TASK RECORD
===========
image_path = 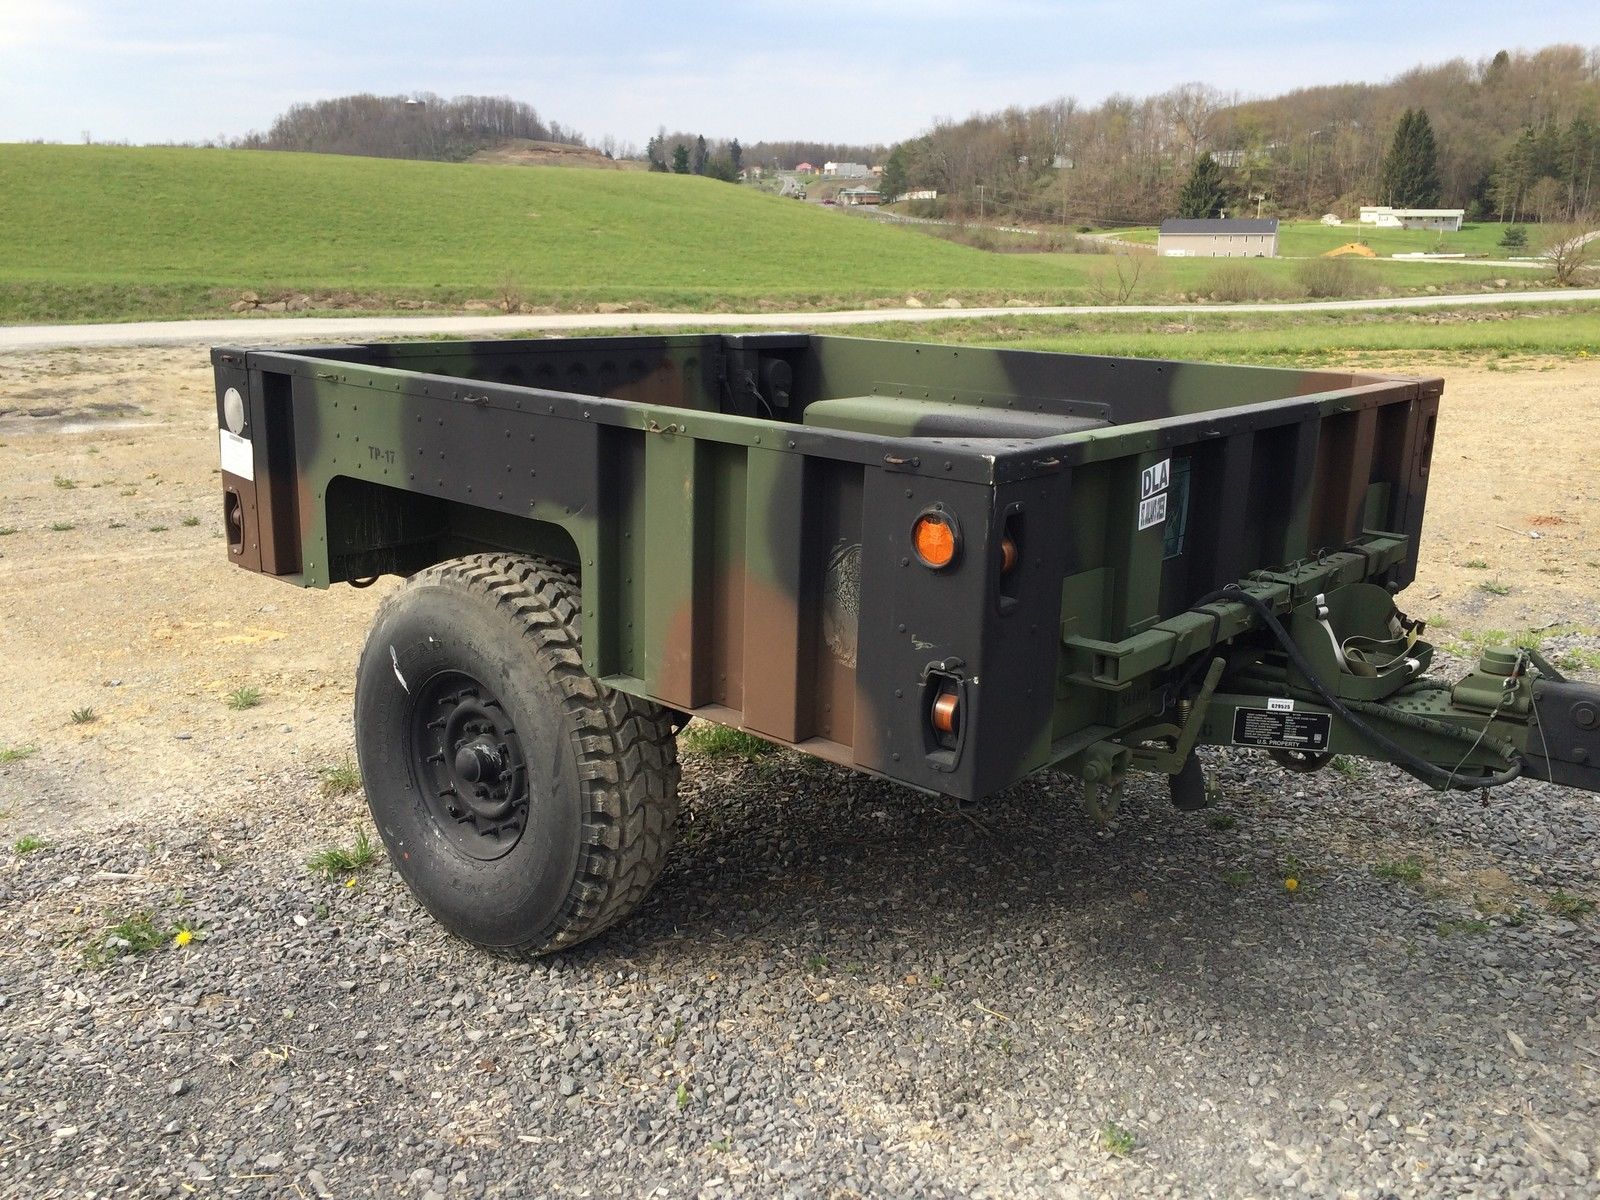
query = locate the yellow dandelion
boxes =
[174,929,194,947]
[345,877,358,888]
[1284,877,1299,893]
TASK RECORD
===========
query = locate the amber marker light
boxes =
[912,510,959,569]
[930,691,960,735]
[999,534,1018,574]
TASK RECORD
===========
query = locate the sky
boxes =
[0,1,1594,150]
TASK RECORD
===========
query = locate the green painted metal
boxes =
[212,332,1600,804]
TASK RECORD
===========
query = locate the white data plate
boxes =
[219,429,254,481]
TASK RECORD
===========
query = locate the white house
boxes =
[1358,206,1464,232]
[822,161,871,178]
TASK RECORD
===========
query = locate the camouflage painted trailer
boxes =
[212,333,1600,957]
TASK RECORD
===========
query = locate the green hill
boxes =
[0,145,1537,323]
[0,144,1099,321]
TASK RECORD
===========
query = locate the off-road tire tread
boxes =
[375,552,680,959]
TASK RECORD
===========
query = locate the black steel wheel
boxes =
[354,553,680,958]
[408,670,530,862]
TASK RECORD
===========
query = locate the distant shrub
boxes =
[930,223,1000,251]
[995,230,1093,254]
[1498,225,1527,249]
[1295,256,1357,298]
[1202,262,1283,302]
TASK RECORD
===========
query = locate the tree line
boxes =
[211,47,1599,226]
[881,44,1599,225]
[644,130,741,180]
[642,130,887,180]
[239,93,586,162]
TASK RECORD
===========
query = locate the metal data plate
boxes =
[1231,707,1332,752]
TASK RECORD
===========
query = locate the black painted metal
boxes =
[1529,679,1600,792]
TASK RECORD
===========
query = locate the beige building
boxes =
[1157,218,1279,258]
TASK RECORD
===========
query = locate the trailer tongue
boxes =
[212,332,1600,956]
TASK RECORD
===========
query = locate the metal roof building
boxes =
[1157,218,1279,258]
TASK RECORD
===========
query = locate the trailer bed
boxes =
[213,333,1440,801]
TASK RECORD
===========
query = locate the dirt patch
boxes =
[1406,359,1600,632]
[0,348,1595,835]
[468,138,646,170]
[0,397,142,426]
[0,345,388,834]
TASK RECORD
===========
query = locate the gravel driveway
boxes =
[3,705,1598,1198]
[2,346,1597,1197]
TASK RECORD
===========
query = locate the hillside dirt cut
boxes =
[1,345,1597,1198]
[468,139,648,170]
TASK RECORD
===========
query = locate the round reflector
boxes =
[223,387,246,435]
[912,511,958,569]
[931,691,959,734]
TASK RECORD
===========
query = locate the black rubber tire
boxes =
[354,553,680,958]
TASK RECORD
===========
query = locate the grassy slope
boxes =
[0,145,1568,322]
[0,144,1093,310]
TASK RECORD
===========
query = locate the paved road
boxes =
[2,288,1596,352]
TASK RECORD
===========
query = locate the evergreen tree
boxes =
[1492,126,1536,221]
[691,135,709,175]
[729,138,743,174]
[880,145,909,202]
[645,134,667,172]
[1379,108,1442,208]
[1561,114,1598,217]
[1175,152,1226,218]
[1529,120,1563,182]
[671,142,690,174]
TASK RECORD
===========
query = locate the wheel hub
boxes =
[409,672,530,861]
[454,741,504,786]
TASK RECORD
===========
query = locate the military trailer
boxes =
[212,333,1600,958]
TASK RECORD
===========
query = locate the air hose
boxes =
[1189,584,1524,793]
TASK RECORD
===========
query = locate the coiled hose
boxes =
[1190,584,1523,793]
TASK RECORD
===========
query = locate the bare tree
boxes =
[1161,82,1226,163]
[1542,225,1598,285]
[1085,250,1149,304]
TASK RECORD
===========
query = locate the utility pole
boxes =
[977,184,986,223]
[1254,193,1265,219]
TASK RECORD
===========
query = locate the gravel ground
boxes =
[2,347,1598,1196]
[3,667,1599,1198]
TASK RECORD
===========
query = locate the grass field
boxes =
[0,145,1577,323]
[594,301,1600,366]
[1117,219,1542,258]
[840,302,1600,364]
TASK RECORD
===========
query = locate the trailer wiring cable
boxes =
[1438,685,1515,790]
[1185,584,1524,793]
[1341,696,1520,766]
